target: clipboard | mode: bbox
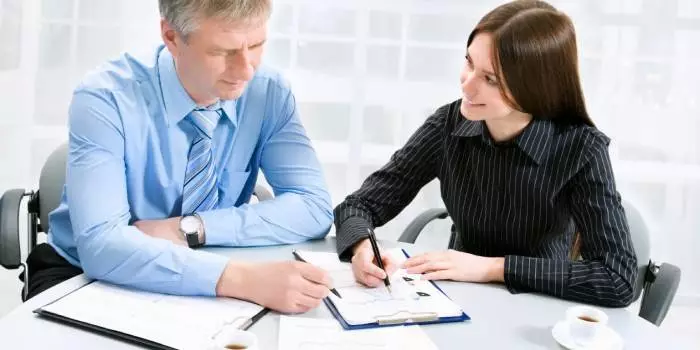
[321,249,470,330]
[34,280,269,350]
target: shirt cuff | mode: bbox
[180,249,229,296]
[336,216,372,261]
[503,255,525,294]
[504,255,567,297]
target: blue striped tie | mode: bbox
[182,106,222,215]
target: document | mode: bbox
[296,248,466,327]
[37,281,266,350]
[278,316,438,350]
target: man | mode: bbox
[25,0,334,314]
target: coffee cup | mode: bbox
[207,329,258,350]
[565,305,608,346]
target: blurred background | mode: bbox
[0,0,698,343]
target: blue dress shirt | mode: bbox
[47,45,333,296]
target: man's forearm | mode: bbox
[76,223,228,296]
[198,192,332,247]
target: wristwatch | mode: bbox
[179,214,205,248]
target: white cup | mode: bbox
[565,305,608,346]
[207,329,259,350]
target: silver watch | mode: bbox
[179,214,204,247]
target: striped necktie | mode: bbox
[181,106,222,215]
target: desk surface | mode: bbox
[0,238,689,349]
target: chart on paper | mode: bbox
[295,249,464,326]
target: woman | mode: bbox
[334,0,638,307]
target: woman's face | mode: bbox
[459,33,516,121]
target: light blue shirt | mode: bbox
[48,45,333,296]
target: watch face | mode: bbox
[180,216,200,234]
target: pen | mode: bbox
[367,228,392,293]
[291,250,342,299]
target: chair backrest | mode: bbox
[38,143,69,233]
[621,199,651,301]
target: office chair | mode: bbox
[0,143,274,301]
[398,200,681,327]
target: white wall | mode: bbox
[1,0,699,341]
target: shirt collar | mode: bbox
[513,119,552,165]
[156,46,237,127]
[452,117,551,165]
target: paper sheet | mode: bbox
[40,281,264,350]
[278,316,438,350]
[296,249,464,325]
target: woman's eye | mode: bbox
[485,76,498,86]
[465,58,474,70]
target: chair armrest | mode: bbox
[398,208,449,244]
[0,189,27,269]
[639,263,681,326]
[253,184,273,202]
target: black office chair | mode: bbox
[0,143,274,301]
[398,200,681,327]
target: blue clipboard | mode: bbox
[323,249,470,330]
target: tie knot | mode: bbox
[189,107,221,139]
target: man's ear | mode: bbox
[161,19,180,55]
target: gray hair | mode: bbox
[159,0,271,38]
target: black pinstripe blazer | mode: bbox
[334,99,638,307]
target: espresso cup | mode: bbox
[208,329,259,350]
[565,305,608,346]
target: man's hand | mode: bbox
[350,239,399,287]
[216,260,334,314]
[403,250,505,283]
[133,217,185,246]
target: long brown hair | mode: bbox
[468,0,594,127]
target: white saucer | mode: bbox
[552,320,624,350]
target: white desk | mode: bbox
[0,238,689,349]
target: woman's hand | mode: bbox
[403,249,505,283]
[350,239,399,287]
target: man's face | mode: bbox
[162,16,267,105]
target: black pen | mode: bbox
[367,228,392,293]
[291,250,342,299]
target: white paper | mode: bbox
[278,316,438,350]
[40,281,264,350]
[296,249,464,326]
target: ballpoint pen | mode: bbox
[291,250,342,299]
[367,228,392,294]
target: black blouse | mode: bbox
[334,100,638,307]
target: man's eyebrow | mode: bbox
[248,39,266,48]
[211,39,267,53]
